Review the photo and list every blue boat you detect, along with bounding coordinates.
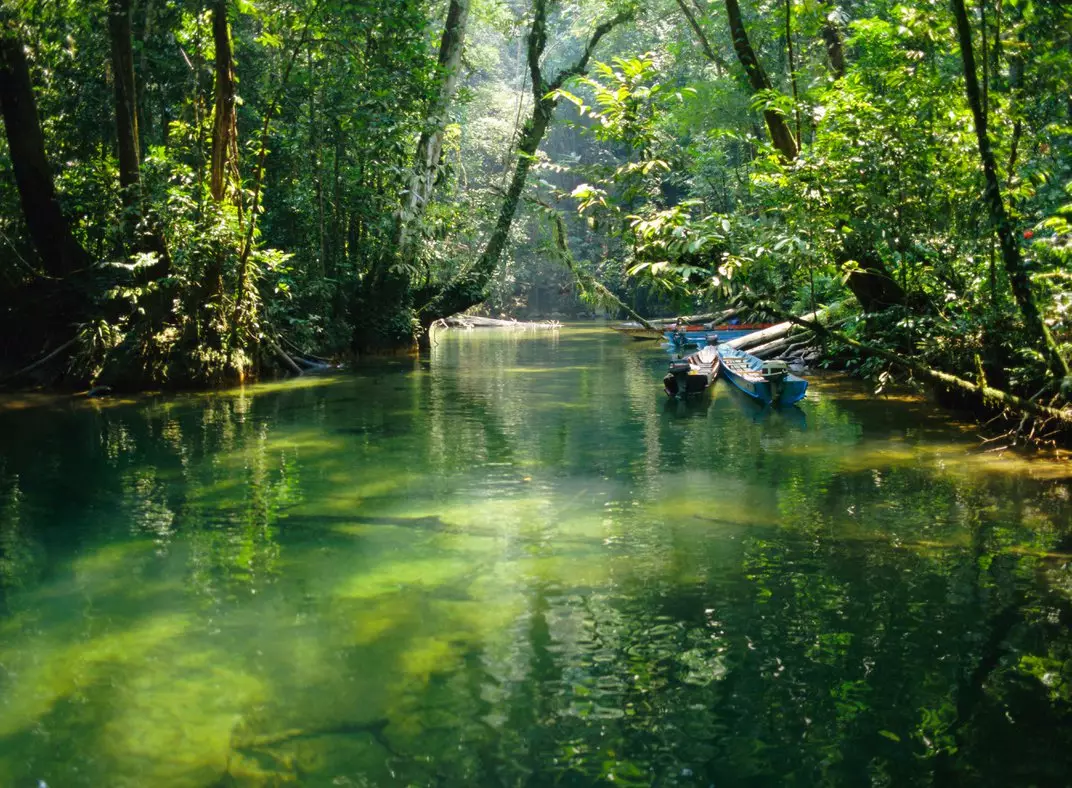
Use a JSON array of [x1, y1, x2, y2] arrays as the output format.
[[665, 322, 776, 348], [717, 344, 808, 406]]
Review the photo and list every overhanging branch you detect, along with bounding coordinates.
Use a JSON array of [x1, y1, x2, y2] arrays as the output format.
[[546, 9, 634, 94]]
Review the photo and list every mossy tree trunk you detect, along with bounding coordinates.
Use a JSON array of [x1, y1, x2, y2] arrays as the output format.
[[109, 0, 140, 217], [724, 0, 798, 161], [354, 0, 471, 353], [951, 0, 1069, 384], [209, 0, 238, 206]]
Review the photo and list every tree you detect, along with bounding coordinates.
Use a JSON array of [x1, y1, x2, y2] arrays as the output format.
[[951, 0, 1069, 384], [210, 0, 238, 205], [355, 0, 472, 352], [416, 0, 633, 329], [109, 0, 140, 215], [723, 0, 798, 161], [0, 19, 90, 283]]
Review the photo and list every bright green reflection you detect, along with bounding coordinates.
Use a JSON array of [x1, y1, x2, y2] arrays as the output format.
[[0, 326, 1070, 786]]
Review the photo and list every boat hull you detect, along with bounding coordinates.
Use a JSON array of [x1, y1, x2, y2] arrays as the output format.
[[663, 345, 720, 399], [610, 324, 664, 341], [666, 323, 776, 346], [716, 345, 807, 406]]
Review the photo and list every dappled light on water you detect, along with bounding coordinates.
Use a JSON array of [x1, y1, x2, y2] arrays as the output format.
[[1, 326, 1070, 786]]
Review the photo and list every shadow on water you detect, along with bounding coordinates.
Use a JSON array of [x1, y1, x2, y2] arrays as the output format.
[[0, 325, 1070, 786]]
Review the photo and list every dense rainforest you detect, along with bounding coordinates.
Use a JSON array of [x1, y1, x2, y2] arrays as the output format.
[[0, 0, 1069, 424]]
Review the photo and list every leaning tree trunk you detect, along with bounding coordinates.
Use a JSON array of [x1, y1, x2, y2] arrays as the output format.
[[951, 0, 1069, 383], [416, 106, 552, 328], [416, 0, 632, 330], [724, 0, 798, 161], [0, 24, 90, 280]]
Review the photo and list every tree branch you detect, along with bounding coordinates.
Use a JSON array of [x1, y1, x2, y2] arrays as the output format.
[[673, 0, 729, 72], [546, 9, 634, 94]]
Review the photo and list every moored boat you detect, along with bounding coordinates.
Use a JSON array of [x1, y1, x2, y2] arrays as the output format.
[[666, 322, 776, 347], [716, 344, 807, 406], [663, 335, 720, 399], [610, 323, 664, 341]]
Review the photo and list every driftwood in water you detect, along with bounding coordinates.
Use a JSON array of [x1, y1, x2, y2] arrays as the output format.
[[442, 315, 559, 329]]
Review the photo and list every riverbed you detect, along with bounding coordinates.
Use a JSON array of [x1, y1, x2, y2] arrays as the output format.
[[1, 325, 1070, 786]]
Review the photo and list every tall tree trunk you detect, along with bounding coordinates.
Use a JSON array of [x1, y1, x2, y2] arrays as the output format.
[[109, 0, 140, 212], [329, 117, 343, 277], [395, 0, 470, 266], [821, 12, 846, 79], [209, 0, 237, 204], [416, 0, 631, 329], [951, 0, 1069, 382], [309, 51, 326, 275], [136, 0, 155, 150], [724, 0, 798, 160], [784, 0, 801, 143], [109, 0, 172, 285], [0, 24, 90, 280], [351, 0, 471, 352]]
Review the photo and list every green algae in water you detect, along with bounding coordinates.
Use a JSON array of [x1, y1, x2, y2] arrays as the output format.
[[1, 326, 1071, 786]]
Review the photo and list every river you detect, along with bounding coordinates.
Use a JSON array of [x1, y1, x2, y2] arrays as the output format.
[[1, 325, 1070, 786]]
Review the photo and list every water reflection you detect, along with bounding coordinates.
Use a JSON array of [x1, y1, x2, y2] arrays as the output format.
[[0, 325, 1070, 786]]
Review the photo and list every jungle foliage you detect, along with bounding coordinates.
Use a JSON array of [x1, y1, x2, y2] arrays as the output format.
[[0, 0, 1068, 405]]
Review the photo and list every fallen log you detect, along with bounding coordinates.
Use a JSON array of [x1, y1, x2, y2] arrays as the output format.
[[0, 337, 76, 384], [751, 331, 813, 359], [785, 313, 1072, 428], [650, 308, 739, 326], [264, 334, 303, 376], [726, 307, 829, 350], [443, 315, 559, 329]]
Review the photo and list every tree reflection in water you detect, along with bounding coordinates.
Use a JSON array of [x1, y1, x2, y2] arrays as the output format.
[[0, 328, 1069, 786]]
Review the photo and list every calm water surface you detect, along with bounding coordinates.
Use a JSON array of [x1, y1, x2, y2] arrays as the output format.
[[1, 325, 1070, 787]]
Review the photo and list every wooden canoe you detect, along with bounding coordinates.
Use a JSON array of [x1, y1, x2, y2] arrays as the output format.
[[663, 342, 720, 399], [666, 322, 776, 346], [716, 344, 807, 406], [610, 324, 664, 340]]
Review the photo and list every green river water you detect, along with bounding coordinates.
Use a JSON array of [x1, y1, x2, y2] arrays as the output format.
[[1, 325, 1070, 787]]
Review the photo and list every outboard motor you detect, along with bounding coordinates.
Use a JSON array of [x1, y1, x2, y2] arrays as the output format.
[[663, 359, 691, 398], [761, 359, 789, 403], [704, 333, 720, 346]]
